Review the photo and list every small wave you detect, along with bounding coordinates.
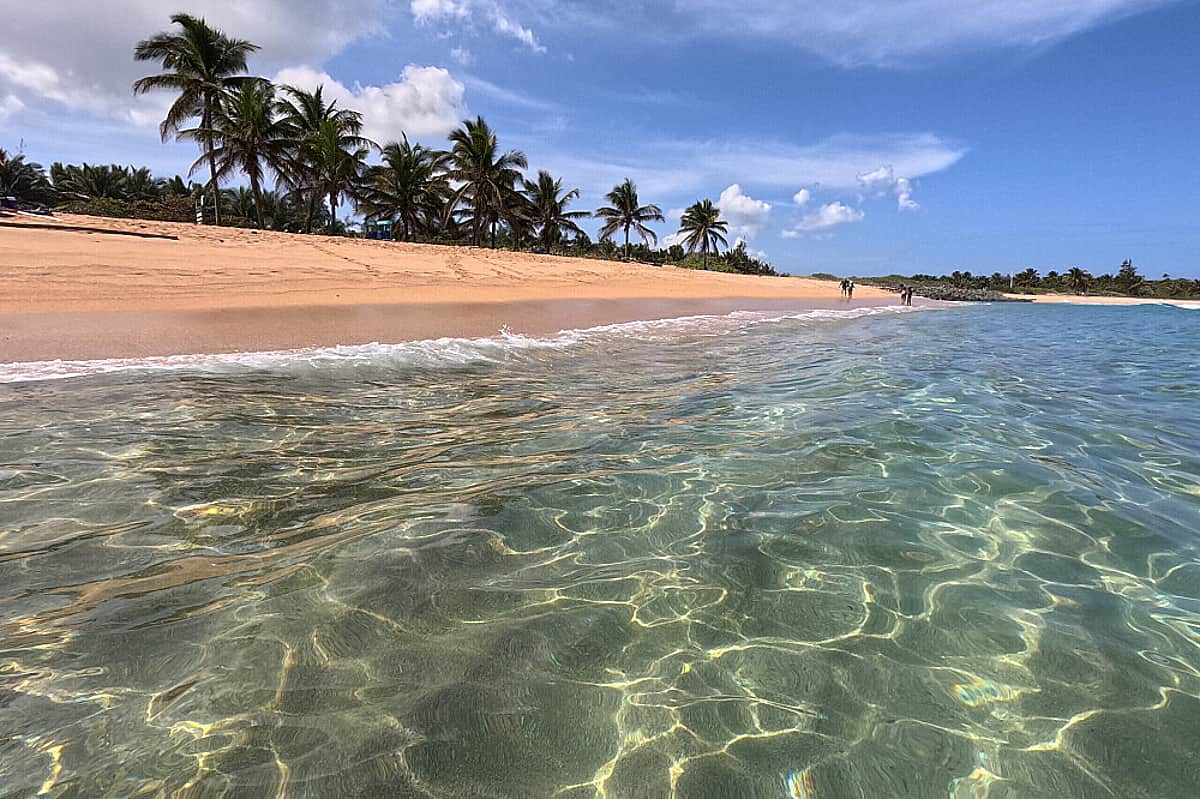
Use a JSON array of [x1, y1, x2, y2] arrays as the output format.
[[0, 305, 922, 384]]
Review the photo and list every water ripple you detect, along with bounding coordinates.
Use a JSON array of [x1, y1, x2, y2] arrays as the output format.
[[1, 304, 1198, 797]]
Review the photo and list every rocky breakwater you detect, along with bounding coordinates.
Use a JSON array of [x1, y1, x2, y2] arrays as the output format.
[[913, 285, 1031, 302]]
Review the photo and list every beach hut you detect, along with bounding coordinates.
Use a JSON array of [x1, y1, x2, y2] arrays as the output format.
[[363, 219, 394, 240]]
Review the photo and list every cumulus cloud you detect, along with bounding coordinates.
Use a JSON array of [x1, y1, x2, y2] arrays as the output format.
[[274, 65, 466, 143], [410, 0, 545, 52], [786, 201, 865, 234], [857, 164, 921, 211], [793, 188, 811, 207], [669, 0, 1173, 66], [0, 1, 386, 122], [717, 184, 771, 239]]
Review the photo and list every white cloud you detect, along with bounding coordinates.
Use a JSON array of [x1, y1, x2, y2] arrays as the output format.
[[788, 201, 865, 233], [0, 93, 23, 119], [274, 65, 466, 143], [0, 1, 386, 122], [717, 183, 771, 239], [857, 164, 921, 211], [669, 0, 1174, 66], [450, 47, 474, 65], [410, 0, 545, 52], [661, 231, 688, 248], [530, 133, 965, 204], [412, 0, 469, 20], [462, 74, 558, 111], [733, 236, 769, 261], [793, 188, 811, 207]]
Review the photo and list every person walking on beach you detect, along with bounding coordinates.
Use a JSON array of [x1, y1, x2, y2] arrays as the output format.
[[839, 278, 849, 297], [847, 279, 855, 299], [904, 286, 914, 306]]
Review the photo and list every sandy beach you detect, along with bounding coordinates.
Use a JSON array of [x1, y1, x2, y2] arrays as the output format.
[[0, 214, 898, 361]]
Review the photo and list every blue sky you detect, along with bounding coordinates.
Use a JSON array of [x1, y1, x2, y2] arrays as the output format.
[[2, 1, 1198, 277]]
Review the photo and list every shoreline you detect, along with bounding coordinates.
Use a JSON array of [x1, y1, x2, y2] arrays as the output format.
[[1004, 292, 1199, 307], [0, 214, 906, 362], [0, 297, 907, 363]]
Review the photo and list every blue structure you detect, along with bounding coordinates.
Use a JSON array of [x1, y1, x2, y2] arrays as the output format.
[[363, 220, 394, 240]]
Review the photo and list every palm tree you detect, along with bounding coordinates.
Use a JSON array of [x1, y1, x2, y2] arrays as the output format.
[[523, 170, 588, 253], [595, 179, 664, 260], [275, 85, 372, 233], [1066, 267, 1090, 294], [50, 163, 134, 200], [221, 186, 258, 220], [124, 166, 165, 201], [0, 154, 56, 206], [1015, 268, 1040, 288], [358, 135, 449, 241], [133, 13, 259, 225], [445, 116, 528, 247], [192, 79, 291, 228], [677, 199, 729, 269], [307, 116, 372, 232]]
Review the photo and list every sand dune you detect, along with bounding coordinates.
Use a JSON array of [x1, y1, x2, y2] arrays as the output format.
[[0, 214, 897, 361]]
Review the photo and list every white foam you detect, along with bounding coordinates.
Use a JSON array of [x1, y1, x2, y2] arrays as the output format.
[[0, 305, 923, 384]]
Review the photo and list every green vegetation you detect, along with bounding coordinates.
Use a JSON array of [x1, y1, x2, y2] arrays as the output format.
[[594, 179, 665, 261], [677, 199, 729, 270], [0, 12, 778, 276], [857, 261, 1200, 299], [133, 12, 259, 225]]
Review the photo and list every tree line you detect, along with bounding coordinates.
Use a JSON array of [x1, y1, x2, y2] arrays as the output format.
[[855, 260, 1200, 299], [0, 13, 775, 276]]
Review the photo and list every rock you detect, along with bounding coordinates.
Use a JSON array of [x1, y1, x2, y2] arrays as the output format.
[[874, 284, 1031, 303]]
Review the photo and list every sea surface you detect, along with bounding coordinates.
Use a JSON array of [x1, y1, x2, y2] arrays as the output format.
[[1, 303, 1199, 798]]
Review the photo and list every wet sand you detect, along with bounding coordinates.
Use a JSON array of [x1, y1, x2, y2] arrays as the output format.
[[0, 214, 900, 361]]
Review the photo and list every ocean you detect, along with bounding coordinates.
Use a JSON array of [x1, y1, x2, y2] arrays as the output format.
[[1, 303, 1198, 798]]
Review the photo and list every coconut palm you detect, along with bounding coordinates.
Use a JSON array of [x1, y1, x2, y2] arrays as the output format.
[[1015, 268, 1040, 288], [523, 170, 588, 253], [191, 79, 291, 228], [595, 179, 664, 260], [445, 116, 528, 247], [124, 167, 165, 201], [677, 198, 729, 269], [133, 14, 258, 225], [50, 163, 134, 200], [358, 136, 450, 241], [220, 186, 258, 221], [1066, 267, 1090, 294], [0, 154, 56, 206], [307, 116, 372, 232], [275, 85, 372, 233]]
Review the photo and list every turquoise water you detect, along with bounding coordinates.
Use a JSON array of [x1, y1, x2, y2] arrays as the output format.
[[1, 304, 1199, 798]]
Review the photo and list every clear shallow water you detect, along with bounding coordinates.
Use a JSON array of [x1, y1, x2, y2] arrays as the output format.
[[1, 303, 1199, 798]]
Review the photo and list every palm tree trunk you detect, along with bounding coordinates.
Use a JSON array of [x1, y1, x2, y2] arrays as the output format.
[[329, 191, 337, 233], [624, 226, 630, 261], [202, 102, 221, 226], [250, 173, 264, 229]]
